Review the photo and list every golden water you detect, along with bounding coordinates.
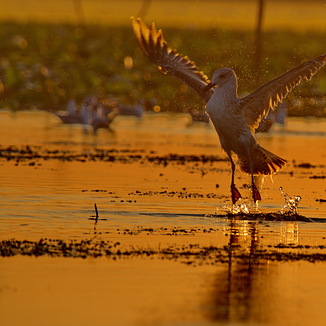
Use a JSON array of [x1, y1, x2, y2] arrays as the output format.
[[1, 110, 326, 326]]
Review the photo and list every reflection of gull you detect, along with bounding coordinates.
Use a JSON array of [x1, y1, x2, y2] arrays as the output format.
[[131, 17, 326, 204]]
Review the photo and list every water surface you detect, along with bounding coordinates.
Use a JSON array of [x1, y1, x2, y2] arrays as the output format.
[[1, 111, 326, 326]]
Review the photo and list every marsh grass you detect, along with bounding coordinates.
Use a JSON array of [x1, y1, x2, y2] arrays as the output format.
[[0, 21, 325, 114]]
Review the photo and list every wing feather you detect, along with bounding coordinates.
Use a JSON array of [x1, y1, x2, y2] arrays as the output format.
[[241, 54, 326, 130], [131, 17, 213, 102]]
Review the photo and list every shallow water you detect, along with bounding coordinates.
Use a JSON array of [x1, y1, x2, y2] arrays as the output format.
[[1, 256, 326, 326], [0, 110, 326, 325]]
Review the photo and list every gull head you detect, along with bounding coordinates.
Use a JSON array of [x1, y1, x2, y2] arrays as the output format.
[[204, 68, 237, 92]]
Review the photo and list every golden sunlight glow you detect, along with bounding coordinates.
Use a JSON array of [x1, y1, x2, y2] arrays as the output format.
[[153, 105, 161, 112], [0, 0, 325, 31], [124, 56, 133, 70]]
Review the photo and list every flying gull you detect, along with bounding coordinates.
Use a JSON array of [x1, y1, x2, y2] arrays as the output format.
[[131, 17, 326, 204]]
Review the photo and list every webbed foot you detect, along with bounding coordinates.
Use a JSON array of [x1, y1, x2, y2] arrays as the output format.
[[231, 184, 242, 204], [251, 182, 261, 203]]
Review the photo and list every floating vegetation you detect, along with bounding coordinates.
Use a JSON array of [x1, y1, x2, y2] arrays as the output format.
[[1, 237, 326, 263], [128, 189, 224, 199], [0, 145, 226, 167], [209, 211, 314, 222]]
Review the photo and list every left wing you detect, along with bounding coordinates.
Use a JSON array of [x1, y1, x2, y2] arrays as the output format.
[[131, 17, 214, 102]]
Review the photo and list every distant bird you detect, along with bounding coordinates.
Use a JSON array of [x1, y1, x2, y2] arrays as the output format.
[[90, 105, 118, 133], [117, 100, 145, 118], [131, 17, 326, 204], [256, 102, 287, 133], [189, 109, 210, 124], [53, 99, 85, 124], [53, 96, 118, 133]]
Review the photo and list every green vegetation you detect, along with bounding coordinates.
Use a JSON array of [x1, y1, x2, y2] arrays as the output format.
[[0, 21, 325, 115]]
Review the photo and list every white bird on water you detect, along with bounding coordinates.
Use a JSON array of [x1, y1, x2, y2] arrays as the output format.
[[131, 17, 326, 204]]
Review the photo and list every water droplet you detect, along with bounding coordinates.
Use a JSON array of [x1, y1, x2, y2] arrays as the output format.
[[280, 187, 301, 214]]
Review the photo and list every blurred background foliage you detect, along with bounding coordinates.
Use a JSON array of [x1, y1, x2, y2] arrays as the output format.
[[0, 0, 325, 116]]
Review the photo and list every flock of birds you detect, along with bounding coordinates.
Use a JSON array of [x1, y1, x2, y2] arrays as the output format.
[[52, 96, 144, 133], [53, 94, 286, 136]]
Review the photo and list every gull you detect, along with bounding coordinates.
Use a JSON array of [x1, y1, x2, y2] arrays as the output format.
[[117, 100, 145, 118], [53, 99, 85, 124], [131, 17, 326, 204], [90, 105, 119, 134]]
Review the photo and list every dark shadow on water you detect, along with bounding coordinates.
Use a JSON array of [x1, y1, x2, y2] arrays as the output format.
[[204, 220, 274, 324], [141, 211, 326, 222], [139, 212, 206, 218]]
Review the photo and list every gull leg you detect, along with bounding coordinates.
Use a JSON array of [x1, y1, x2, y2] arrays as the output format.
[[246, 149, 262, 203], [251, 172, 261, 203], [228, 154, 241, 204]]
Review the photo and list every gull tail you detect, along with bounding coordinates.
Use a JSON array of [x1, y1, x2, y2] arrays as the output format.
[[239, 145, 286, 175]]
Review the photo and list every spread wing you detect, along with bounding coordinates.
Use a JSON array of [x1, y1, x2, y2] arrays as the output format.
[[241, 54, 326, 130], [131, 17, 214, 103]]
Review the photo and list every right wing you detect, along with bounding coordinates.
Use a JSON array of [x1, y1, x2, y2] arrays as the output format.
[[241, 54, 326, 130], [131, 17, 214, 103]]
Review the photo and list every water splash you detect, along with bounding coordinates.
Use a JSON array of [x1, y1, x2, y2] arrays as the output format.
[[280, 187, 301, 214], [230, 202, 250, 214], [219, 201, 250, 215], [215, 197, 261, 215]]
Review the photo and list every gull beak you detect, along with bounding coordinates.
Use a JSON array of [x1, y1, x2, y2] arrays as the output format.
[[203, 81, 216, 92]]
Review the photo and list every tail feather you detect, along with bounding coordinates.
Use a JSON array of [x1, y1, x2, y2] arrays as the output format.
[[239, 145, 286, 175]]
